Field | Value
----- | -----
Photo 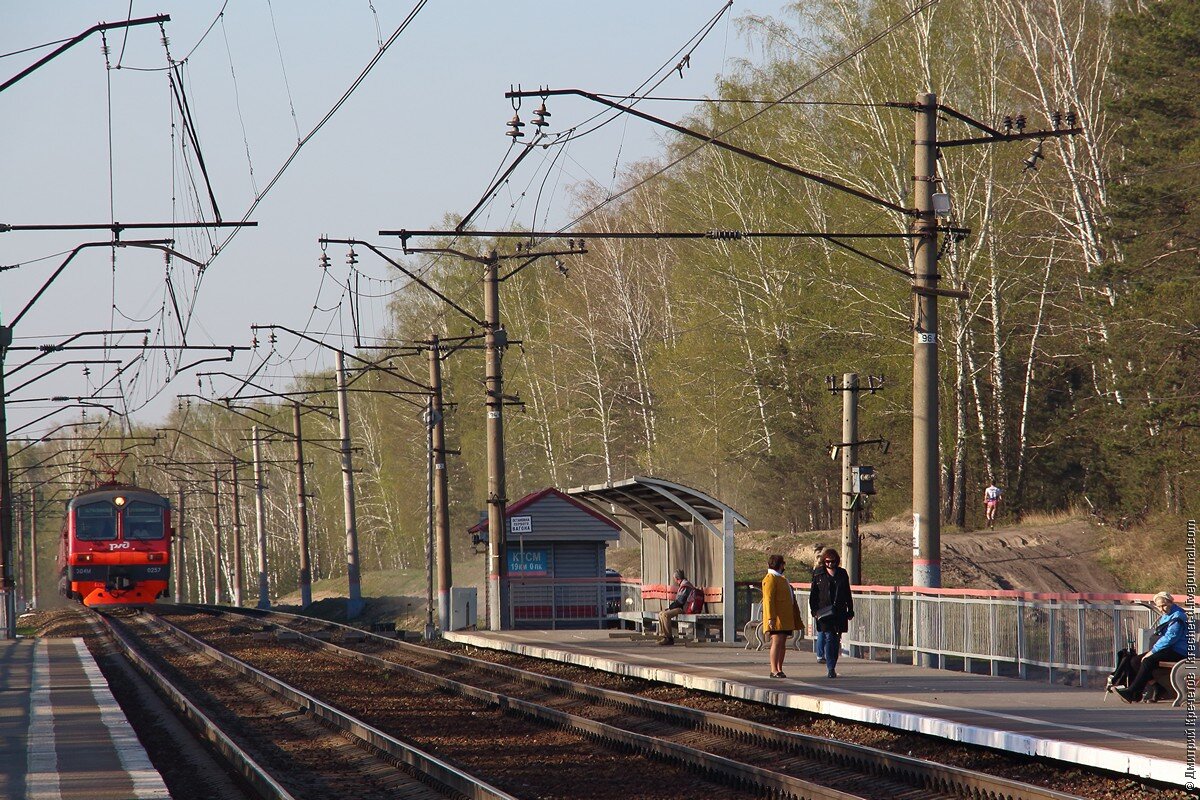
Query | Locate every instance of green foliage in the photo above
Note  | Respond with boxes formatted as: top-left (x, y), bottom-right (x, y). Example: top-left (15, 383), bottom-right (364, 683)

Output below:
top-left (113, 0), bottom-right (1200, 605)
top-left (1095, 0), bottom-right (1200, 518)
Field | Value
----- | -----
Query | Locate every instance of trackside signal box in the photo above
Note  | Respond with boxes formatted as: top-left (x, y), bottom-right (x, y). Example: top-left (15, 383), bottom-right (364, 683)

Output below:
top-left (450, 587), bottom-right (477, 631)
top-left (852, 466), bottom-right (876, 495)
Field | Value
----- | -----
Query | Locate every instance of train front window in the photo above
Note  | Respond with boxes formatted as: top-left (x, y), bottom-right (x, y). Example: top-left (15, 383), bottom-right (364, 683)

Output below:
top-left (76, 502), bottom-right (117, 541)
top-left (124, 502), bottom-right (165, 540)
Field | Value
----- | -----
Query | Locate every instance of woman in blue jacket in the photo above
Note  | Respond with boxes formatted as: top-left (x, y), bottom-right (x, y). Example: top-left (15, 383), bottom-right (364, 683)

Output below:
top-left (1116, 592), bottom-right (1193, 703)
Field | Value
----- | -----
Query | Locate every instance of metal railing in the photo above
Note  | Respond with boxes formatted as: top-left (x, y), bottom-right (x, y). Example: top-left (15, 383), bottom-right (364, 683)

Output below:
top-left (507, 577), bottom-right (640, 629)
top-left (509, 579), bottom-right (1167, 686)
top-left (836, 585), bottom-right (1163, 686)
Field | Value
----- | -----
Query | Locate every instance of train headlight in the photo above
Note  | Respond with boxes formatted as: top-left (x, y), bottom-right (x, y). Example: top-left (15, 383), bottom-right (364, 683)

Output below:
top-left (147, 553), bottom-right (164, 562)
top-left (113, 496), bottom-right (126, 507)
top-left (78, 553), bottom-right (93, 563)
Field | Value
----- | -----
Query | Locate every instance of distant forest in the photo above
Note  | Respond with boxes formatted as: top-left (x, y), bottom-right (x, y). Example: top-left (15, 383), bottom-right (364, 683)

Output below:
top-left (19, 0), bottom-right (1198, 600)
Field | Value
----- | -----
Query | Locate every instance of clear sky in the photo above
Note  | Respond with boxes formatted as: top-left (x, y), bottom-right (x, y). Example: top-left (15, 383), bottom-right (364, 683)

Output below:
top-left (1, 1), bottom-right (792, 440)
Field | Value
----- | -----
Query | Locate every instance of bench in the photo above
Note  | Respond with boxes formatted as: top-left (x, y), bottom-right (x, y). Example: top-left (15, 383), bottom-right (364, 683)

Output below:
top-left (743, 599), bottom-right (806, 651)
top-left (1148, 652), bottom-right (1199, 707)
top-left (609, 585), bottom-right (723, 642)
top-left (1117, 631), bottom-right (1198, 706)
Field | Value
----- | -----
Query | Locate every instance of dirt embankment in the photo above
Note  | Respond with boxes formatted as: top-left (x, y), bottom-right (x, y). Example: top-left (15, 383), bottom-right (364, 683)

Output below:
top-left (745, 516), bottom-right (1126, 594)
top-left (936, 519), bottom-right (1123, 593)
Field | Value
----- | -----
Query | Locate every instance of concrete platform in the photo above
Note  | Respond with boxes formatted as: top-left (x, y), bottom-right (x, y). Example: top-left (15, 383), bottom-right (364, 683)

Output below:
top-left (0, 637), bottom-right (170, 800)
top-left (445, 628), bottom-right (1198, 789)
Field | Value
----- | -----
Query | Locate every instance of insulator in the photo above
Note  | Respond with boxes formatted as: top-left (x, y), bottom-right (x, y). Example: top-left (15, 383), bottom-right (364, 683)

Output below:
top-left (506, 113), bottom-right (526, 138)
top-left (252, 336), bottom-right (259, 349)
top-left (707, 229), bottom-right (744, 240)
top-left (1022, 142), bottom-right (1044, 172)
top-left (1066, 110), bottom-right (1077, 127)
top-left (319, 252), bottom-right (331, 269)
top-left (531, 102), bottom-right (551, 129)
top-left (346, 248), bottom-right (359, 266)
top-left (1051, 110), bottom-right (1062, 129)
top-left (567, 239), bottom-right (575, 249)
top-left (1015, 114), bottom-right (1026, 131)
top-left (578, 239), bottom-right (586, 250)
top-left (1002, 115), bottom-right (1013, 133)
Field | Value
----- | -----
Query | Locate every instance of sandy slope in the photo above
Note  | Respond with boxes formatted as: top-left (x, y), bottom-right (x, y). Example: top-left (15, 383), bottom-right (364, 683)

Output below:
top-left (856, 517), bottom-right (1124, 593)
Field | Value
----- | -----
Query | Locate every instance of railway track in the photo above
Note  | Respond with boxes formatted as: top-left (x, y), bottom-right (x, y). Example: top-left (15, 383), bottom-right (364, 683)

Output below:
top-left (95, 608), bottom-right (517, 800)
top-left (155, 604), bottom-right (1089, 800)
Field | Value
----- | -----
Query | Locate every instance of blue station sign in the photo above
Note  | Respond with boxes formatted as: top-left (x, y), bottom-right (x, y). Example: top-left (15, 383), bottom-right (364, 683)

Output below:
top-left (508, 548), bottom-right (549, 576)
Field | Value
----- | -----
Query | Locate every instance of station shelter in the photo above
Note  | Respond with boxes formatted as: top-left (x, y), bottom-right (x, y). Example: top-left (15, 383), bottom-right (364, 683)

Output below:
top-left (470, 487), bottom-right (620, 629)
top-left (567, 476), bottom-right (749, 643)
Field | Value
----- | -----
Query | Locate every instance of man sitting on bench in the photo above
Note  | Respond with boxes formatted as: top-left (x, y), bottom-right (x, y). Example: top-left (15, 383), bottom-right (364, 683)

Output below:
top-left (657, 569), bottom-right (696, 646)
top-left (1115, 591), bottom-right (1192, 703)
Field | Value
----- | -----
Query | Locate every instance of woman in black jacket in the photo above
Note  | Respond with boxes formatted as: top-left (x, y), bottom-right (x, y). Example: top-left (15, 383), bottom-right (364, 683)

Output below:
top-left (809, 548), bottom-right (854, 678)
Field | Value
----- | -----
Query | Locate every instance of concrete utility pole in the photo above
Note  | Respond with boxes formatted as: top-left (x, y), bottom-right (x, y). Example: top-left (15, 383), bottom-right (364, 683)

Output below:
top-left (292, 403), bottom-right (312, 608)
top-left (425, 398), bottom-right (435, 639)
top-left (252, 426), bottom-right (270, 609)
top-left (0, 324), bottom-right (15, 638)
top-left (336, 352), bottom-right (363, 619)
top-left (912, 92), bottom-right (941, 593)
top-left (212, 469), bottom-right (222, 604)
top-left (429, 336), bottom-right (451, 632)
top-left (230, 458), bottom-right (243, 607)
top-left (360, 236), bottom-right (584, 631)
top-left (15, 500), bottom-right (24, 612)
top-left (483, 256), bottom-right (508, 631)
top-left (841, 373), bottom-right (861, 585)
top-left (175, 488), bottom-right (185, 602)
top-left (28, 489), bottom-right (37, 609)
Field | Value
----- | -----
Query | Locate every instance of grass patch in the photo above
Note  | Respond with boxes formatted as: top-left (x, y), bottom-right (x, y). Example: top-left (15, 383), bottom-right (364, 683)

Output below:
top-left (1016, 507), bottom-right (1086, 528)
top-left (1096, 513), bottom-right (1189, 594)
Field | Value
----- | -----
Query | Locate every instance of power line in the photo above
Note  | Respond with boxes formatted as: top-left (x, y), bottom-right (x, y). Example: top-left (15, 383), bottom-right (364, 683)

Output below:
top-left (188, 0), bottom-right (431, 316)
top-left (595, 93), bottom-right (903, 107)
top-left (561, 0), bottom-right (941, 232)
top-left (458, 2), bottom-right (735, 231)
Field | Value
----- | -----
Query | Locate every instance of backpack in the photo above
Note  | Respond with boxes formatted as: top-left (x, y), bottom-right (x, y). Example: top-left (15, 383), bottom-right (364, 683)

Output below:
top-left (683, 585), bottom-right (705, 614)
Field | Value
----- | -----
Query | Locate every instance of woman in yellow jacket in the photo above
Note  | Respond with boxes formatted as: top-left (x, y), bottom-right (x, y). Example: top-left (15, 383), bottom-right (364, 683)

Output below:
top-left (762, 553), bottom-right (802, 678)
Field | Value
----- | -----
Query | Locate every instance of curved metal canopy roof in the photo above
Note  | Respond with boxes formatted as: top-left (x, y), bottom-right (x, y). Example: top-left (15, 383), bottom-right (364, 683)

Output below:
top-left (566, 475), bottom-right (749, 537)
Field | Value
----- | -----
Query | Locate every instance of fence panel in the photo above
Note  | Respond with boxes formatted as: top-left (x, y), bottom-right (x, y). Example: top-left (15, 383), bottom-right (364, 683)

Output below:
top-left (792, 584), bottom-right (1162, 685)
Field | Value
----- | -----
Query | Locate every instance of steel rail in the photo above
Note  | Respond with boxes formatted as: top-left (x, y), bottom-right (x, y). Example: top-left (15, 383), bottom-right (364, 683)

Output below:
top-left (92, 611), bottom-right (298, 800)
top-left (198, 606), bottom-right (928, 800)
top-left (141, 609), bottom-right (518, 800)
top-left (234, 606), bottom-right (1089, 800)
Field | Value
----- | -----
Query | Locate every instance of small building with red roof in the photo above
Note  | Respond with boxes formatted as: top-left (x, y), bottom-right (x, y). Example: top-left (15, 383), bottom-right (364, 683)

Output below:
top-left (470, 487), bottom-right (621, 629)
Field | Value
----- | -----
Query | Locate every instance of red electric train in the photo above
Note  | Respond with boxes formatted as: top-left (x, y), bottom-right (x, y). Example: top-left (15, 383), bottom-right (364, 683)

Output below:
top-left (58, 483), bottom-right (173, 606)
